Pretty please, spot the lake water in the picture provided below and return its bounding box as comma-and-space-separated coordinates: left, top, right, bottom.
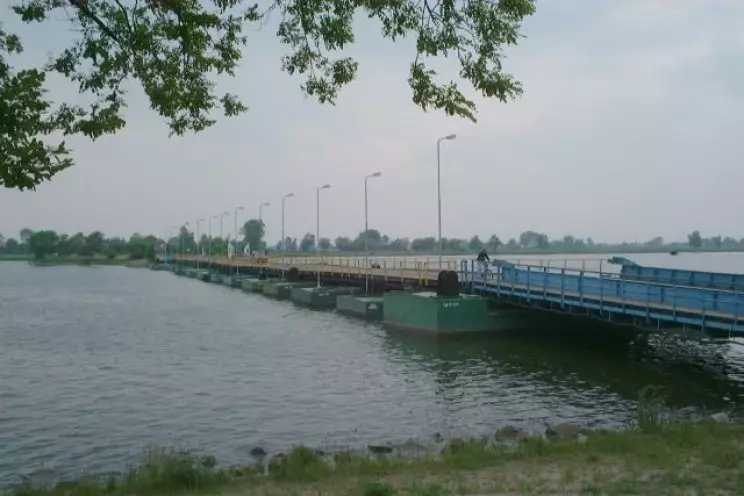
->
2, 253, 744, 487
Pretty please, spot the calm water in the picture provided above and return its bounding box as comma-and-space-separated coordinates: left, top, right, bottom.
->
2, 253, 744, 487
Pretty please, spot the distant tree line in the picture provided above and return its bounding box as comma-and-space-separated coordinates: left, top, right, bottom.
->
0, 229, 160, 261
248, 225, 744, 255
3, 225, 743, 261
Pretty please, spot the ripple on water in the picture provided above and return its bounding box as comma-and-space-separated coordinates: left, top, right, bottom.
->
3, 261, 744, 487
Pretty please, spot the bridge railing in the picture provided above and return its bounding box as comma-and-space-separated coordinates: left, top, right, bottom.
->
175, 254, 461, 286
460, 259, 744, 321
487, 257, 613, 275
617, 265, 744, 292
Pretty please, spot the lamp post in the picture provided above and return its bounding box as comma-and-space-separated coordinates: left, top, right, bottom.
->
258, 201, 270, 253
180, 222, 189, 268
169, 225, 179, 267
163, 229, 168, 266
281, 192, 294, 279
234, 206, 244, 274
219, 211, 228, 257
437, 134, 457, 270
364, 172, 382, 294
316, 184, 330, 288
196, 218, 205, 270
209, 215, 217, 260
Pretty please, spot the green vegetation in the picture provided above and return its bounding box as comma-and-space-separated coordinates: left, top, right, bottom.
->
3, 225, 744, 263
0, 229, 158, 262
278, 228, 744, 255
2, 0, 536, 190
30, 256, 150, 267
6, 423, 743, 496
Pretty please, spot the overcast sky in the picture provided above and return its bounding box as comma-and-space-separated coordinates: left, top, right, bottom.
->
2, 0, 743, 244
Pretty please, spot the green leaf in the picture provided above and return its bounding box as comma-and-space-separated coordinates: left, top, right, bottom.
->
2, 0, 535, 190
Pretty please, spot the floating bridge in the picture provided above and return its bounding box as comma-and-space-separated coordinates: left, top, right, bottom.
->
169, 254, 744, 335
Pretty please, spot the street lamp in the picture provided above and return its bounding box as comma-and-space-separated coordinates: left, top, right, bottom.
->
234, 206, 244, 273
258, 201, 270, 253
180, 222, 190, 267
209, 215, 217, 259
169, 224, 179, 267
437, 134, 457, 270
281, 193, 294, 279
220, 211, 229, 257
316, 184, 330, 288
259, 201, 270, 221
364, 172, 382, 294
196, 218, 205, 270
163, 229, 168, 265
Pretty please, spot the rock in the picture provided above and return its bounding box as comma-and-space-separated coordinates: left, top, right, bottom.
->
432, 432, 444, 443
709, 412, 730, 424
201, 455, 217, 468
250, 447, 267, 458
333, 451, 355, 464
264, 453, 287, 476
441, 438, 471, 455
546, 423, 583, 441
495, 425, 528, 441
678, 406, 701, 422
321, 454, 336, 470
576, 433, 588, 445
368, 444, 394, 454
393, 439, 428, 457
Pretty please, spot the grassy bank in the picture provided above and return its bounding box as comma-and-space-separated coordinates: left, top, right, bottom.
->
7, 423, 742, 496
28, 257, 150, 268
0, 254, 32, 261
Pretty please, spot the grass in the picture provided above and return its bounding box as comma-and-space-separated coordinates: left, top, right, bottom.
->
5, 423, 744, 496
28, 257, 149, 268
0, 254, 32, 261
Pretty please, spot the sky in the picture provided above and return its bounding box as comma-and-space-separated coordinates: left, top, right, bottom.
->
2, 0, 743, 245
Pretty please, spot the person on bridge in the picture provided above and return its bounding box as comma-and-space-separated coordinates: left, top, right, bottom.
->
477, 248, 489, 262
476, 248, 490, 278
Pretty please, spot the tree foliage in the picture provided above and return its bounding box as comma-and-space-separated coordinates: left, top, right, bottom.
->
241, 218, 265, 252
2, 0, 536, 190
27, 229, 59, 259
318, 237, 331, 250
688, 230, 703, 249
299, 232, 316, 252
3, 228, 160, 260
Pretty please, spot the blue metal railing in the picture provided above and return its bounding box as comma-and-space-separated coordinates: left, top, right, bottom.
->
616, 264, 744, 292
460, 260, 743, 331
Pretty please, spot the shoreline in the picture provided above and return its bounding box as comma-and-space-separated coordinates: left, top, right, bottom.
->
4, 249, 744, 265
4, 421, 740, 495
21, 258, 150, 268
270, 248, 744, 258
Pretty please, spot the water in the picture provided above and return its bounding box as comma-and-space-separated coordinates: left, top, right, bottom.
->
2, 254, 744, 487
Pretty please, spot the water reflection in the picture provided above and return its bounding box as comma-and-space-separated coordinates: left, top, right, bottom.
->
380, 312, 744, 419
